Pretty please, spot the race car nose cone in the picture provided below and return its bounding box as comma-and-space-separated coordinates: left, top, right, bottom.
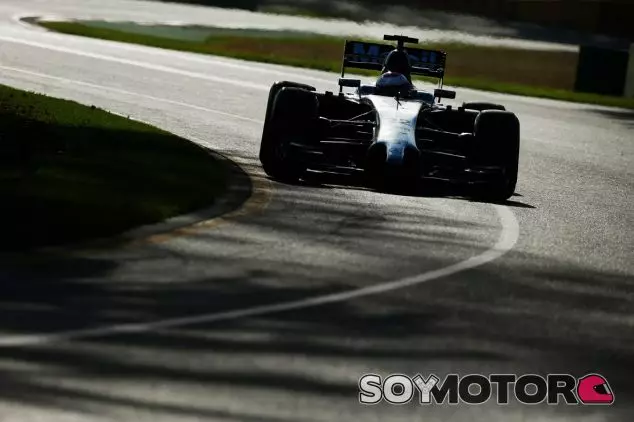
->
367, 142, 420, 170
385, 143, 420, 169
365, 142, 420, 192
385, 143, 406, 165
402, 145, 420, 168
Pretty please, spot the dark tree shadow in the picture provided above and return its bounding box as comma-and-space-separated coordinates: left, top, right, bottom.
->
588, 108, 634, 129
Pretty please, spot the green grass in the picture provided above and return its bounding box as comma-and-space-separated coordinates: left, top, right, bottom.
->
37, 20, 634, 109
0, 84, 228, 251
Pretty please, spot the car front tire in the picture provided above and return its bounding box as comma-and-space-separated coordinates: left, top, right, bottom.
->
471, 110, 520, 201
259, 86, 319, 182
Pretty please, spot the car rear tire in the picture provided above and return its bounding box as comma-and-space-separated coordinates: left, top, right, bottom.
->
259, 86, 319, 182
471, 110, 520, 201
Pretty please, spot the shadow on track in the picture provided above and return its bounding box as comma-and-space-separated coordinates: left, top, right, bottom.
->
0, 253, 631, 419
0, 165, 629, 420
588, 108, 634, 128
275, 170, 537, 209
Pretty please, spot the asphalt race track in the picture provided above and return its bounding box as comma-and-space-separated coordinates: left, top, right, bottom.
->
0, 1, 633, 421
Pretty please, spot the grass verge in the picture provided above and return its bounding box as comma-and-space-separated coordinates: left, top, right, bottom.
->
0, 84, 228, 251
37, 20, 634, 110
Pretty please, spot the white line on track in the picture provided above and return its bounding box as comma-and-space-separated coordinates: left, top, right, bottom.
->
0, 65, 262, 124
10, 14, 337, 85
0, 205, 519, 347
0, 34, 271, 91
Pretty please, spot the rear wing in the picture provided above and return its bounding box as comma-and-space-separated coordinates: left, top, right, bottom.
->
342, 40, 446, 80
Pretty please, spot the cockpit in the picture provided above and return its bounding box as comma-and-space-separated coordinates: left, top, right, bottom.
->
375, 72, 411, 95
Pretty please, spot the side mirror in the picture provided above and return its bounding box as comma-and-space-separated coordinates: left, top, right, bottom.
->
434, 88, 456, 99
339, 78, 361, 88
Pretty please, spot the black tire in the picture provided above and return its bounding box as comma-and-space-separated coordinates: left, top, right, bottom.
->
261, 81, 316, 125
259, 86, 319, 182
471, 110, 520, 201
463, 102, 506, 111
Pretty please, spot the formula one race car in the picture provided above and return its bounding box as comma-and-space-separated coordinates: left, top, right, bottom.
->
258, 34, 520, 200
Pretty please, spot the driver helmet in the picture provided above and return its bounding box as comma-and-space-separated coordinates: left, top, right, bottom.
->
376, 71, 411, 93
382, 49, 412, 81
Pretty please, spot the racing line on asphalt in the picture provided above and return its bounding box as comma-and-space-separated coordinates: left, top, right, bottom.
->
0, 65, 263, 124
0, 203, 519, 348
